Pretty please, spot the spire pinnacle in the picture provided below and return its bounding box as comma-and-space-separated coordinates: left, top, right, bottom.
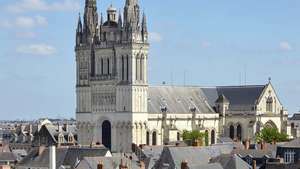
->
77, 13, 82, 33
142, 12, 147, 32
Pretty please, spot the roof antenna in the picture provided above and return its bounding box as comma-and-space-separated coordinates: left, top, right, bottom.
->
170, 71, 174, 86
244, 64, 247, 86
183, 70, 187, 87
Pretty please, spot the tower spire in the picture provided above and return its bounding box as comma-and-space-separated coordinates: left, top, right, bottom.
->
142, 12, 147, 33
83, 0, 98, 44
77, 13, 82, 33
118, 10, 123, 29
141, 12, 148, 42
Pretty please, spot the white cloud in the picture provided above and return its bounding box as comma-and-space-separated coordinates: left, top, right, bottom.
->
149, 32, 163, 42
6, 0, 80, 13
15, 16, 35, 28
200, 41, 211, 48
16, 44, 56, 56
35, 15, 48, 26
15, 32, 37, 39
0, 20, 13, 28
279, 41, 292, 51
3, 16, 48, 29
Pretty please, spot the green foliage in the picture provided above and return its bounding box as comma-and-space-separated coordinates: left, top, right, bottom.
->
182, 130, 206, 142
256, 127, 289, 143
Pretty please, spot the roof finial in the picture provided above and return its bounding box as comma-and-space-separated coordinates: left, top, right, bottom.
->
268, 77, 272, 83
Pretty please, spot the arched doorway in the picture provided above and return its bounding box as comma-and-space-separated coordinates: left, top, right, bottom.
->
237, 124, 242, 141
102, 120, 111, 150
211, 130, 215, 145
152, 131, 157, 145
229, 125, 234, 140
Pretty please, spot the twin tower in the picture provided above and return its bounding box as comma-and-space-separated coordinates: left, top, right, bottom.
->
75, 0, 150, 152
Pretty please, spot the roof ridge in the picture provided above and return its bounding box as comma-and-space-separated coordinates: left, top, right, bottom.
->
149, 84, 266, 88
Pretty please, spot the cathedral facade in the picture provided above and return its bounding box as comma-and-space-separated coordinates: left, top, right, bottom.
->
75, 0, 288, 153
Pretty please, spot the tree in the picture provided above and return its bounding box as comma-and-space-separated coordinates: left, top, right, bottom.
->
182, 130, 208, 146
256, 127, 288, 143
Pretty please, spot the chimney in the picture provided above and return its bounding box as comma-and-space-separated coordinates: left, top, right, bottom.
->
181, 160, 188, 169
119, 159, 128, 169
63, 123, 68, 132
244, 140, 250, 150
260, 141, 266, 150
97, 161, 104, 169
38, 146, 46, 156
49, 145, 56, 169
140, 161, 145, 169
252, 160, 257, 169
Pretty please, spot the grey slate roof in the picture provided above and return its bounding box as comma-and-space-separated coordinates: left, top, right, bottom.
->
280, 138, 300, 148
210, 154, 251, 169
75, 157, 141, 169
189, 163, 224, 169
142, 146, 164, 169
154, 146, 211, 169
236, 149, 274, 158
201, 85, 266, 111
18, 146, 109, 168
148, 86, 215, 114
148, 85, 266, 113
0, 152, 17, 162
289, 113, 300, 121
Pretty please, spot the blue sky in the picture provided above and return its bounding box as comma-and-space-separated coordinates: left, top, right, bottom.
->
0, 0, 299, 120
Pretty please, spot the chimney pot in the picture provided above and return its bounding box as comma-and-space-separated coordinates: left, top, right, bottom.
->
252, 160, 257, 169
181, 160, 188, 169
97, 161, 103, 169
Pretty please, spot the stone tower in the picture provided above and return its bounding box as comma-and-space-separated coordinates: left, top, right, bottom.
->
75, 0, 149, 152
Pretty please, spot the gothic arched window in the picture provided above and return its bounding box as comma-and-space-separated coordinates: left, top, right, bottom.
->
152, 131, 157, 146
237, 124, 242, 141
266, 96, 273, 112
101, 59, 104, 75
107, 58, 110, 75
126, 56, 129, 81
146, 131, 150, 145
140, 57, 143, 80
211, 130, 215, 145
121, 56, 124, 80
229, 125, 234, 140
205, 130, 209, 146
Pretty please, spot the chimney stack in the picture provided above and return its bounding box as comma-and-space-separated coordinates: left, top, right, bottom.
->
244, 139, 250, 150
49, 145, 56, 169
97, 161, 104, 169
181, 160, 188, 169
38, 146, 46, 156
140, 161, 145, 169
252, 160, 257, 169
119, 159, 128, 169
260, 141, 266, 150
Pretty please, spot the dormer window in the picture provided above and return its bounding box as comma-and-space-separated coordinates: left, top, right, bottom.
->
68, 134, 74, 143
58, 134, 64, 144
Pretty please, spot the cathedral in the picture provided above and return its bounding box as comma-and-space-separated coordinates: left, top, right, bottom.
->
75, 0, 288, 152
